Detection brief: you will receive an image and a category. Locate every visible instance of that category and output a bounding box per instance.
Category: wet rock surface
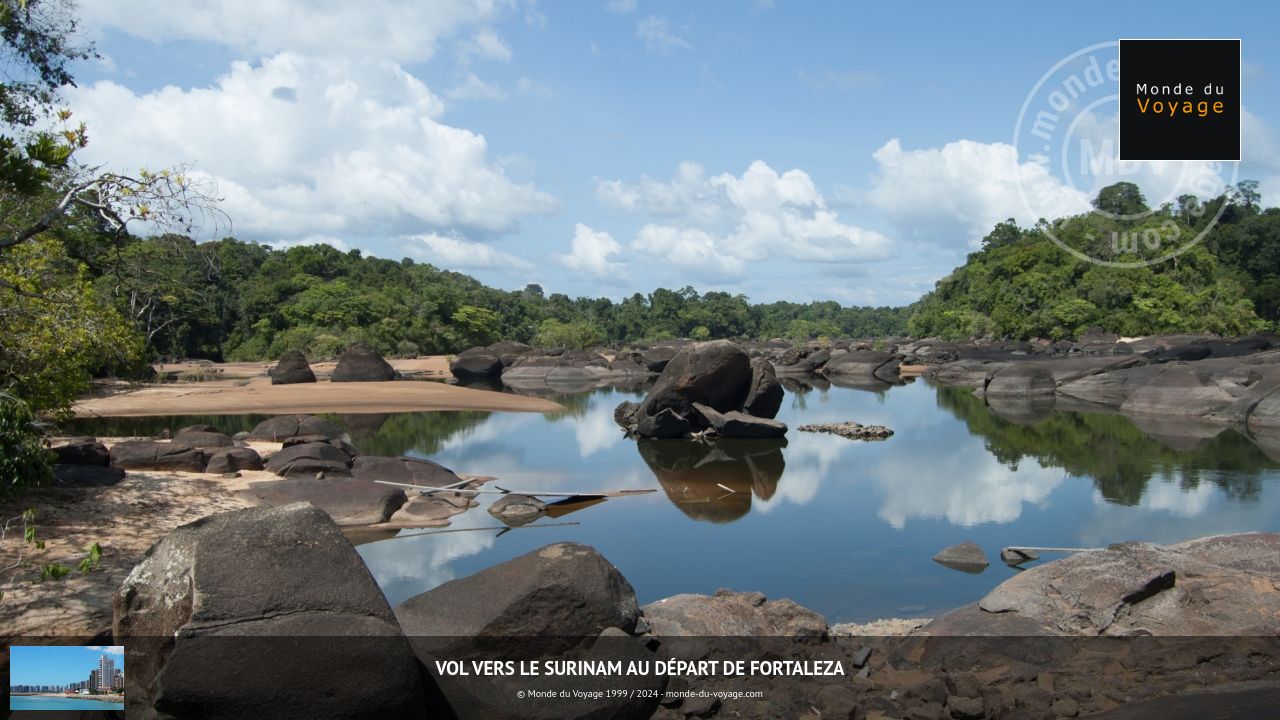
[798,421,894,440]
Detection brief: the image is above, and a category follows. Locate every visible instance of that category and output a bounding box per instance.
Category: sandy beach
[73,356,563,417]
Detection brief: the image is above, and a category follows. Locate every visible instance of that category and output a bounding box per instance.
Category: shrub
[0,395,53,498]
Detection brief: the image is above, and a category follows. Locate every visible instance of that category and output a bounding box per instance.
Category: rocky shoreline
[95,501,1280,719]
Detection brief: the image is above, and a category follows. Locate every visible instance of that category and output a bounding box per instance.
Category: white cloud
[556,223,625,277]
[405,233,533,273]
[636,15,692,54]
[80,0,512,63]
[447,72,507,101]
[867,138,1091,248]
[606,0,638,13]
[601,160,891,279]
[456,28,513,65]
[85,646,125,655]
[68,53,555,243]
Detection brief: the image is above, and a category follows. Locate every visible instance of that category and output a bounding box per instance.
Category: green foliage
[76,541,101,573]
[534,318,604,350]
[0,237,144,415]
[0,395,53,496]
[39,562,70,581]
[906,183,1276,340]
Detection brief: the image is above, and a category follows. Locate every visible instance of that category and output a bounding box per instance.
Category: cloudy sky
[66,2,1280,306]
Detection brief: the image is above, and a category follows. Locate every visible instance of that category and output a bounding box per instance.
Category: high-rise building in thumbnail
[113,668,124,690]
[89,670,100,691]
[97,654,115,691]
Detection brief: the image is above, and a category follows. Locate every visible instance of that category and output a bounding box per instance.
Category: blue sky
[9,645,123,686]
[63,2,1280,306]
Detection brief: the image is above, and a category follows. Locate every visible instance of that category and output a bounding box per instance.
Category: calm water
[10,695,124,710]
[69,380,1280,623]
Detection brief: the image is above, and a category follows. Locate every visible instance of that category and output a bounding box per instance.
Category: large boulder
[1057,363,1168,408]
[742,358,784,419]
[267,349,317,385]
[642,340,752,418]
[641,345,678,373]
[933,541,989,573]
[974,533,1280,636]
[331,342,398,382]
[983,363,1056,397]
[113,503,424,718]
[1120,366,1238,418]
[241,477,407,525]
[641,589,828,637]
[247,415,346,442]
[173,426,235,448]
[488,340,532,368]
[1247,386,1280,431]
[51,437,110,466]
[350,455,463,488]
[821,350,900,382]
[450,346,503,380]
[396,542,640,654]
[110,441,209,472]
[204,447,264,474]
[264,441,355,478]
[693,403,787,439]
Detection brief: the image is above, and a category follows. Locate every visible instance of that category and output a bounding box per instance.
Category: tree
[1092,182,1148,217]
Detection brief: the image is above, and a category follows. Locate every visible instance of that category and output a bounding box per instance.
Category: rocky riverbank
[91,499,1280,718]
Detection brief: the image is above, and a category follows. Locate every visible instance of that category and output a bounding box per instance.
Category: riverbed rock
[51,437,110,466]
[52,464,126,487]
[693,403,787,439]
[450,346,503,379]
[264,441,355,477]
[797,422,893,440]
[267,349,317,385]
[742,358,784,419]
[247,414,346,442]
[983,364,1056,397]
[933,541,989,573]
[487,493,547,525]
[109,441,209,472]
[172,427,235,448]
[350,455,463,488]
[635,407,694,439]
[642,345,679,373]
[1120,366,1237,417]
[614,400,641,431]
[643,340,752,417]
[243,477,407,524]
[822,350,901,383]
[331,342,399,382]
[974,533,1280,636]
[396,542,641,655]
[641,589,828,637]
[204,447,264,474]
[1056,363,1168,408]
[113,503,424,719]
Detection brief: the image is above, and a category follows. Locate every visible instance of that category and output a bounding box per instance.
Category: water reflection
[637,439,787,523]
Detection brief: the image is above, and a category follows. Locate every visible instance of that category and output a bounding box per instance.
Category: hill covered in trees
[907,181,1278,341]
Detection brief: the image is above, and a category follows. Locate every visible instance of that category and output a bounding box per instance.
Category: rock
[640,340,753,422]
[109,441,209,472]
[242,478,407,525]
[797,422,893,441]
[1051,696,1080,717]
[264,441,355,477]
[51,438,110,466]
[614,400,641,431]
[52,464,126,487]
[1056,364,1167,408]
[947,694,985,720]
[1078,326,1119,345]
[1120,366,1237,418]
[487,493,547,525]
[642,346,679,373]
[933,541,989,573]
[1080,681,1280,719]
[282,434,360,457]
[247,414,346,442]
[976,534,1280,635]
[821,350,900,380]
[204,447,264,474]
[1153,341,1214,363]
[488,340,532,368]
[113,503,423,718]
[1000,547,1040,565]
[742,358,784,419]
[636,407,694,439]
[450,346,503,379]
[396,542,640,657]
[172,428,235,448]
[267,349,317,385]
[641,589,827,637]
[350,455,462,488]
[639,440,786,523]
[680,694,720,718]
[984,364,1056,397]
[693,403,787,439]
[331,342,398,382]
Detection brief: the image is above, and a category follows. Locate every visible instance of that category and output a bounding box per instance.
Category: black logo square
[1119,39,1240,161]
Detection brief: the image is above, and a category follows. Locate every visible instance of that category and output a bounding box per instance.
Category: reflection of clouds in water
[1126,477,1217,517]
[755,433,850,513]
[439,412,539,452]
[574,401,624,458]
[358,509,499,602]
[781,382,951,435]
[872,444,1063,529]
[1076,475,1280,548]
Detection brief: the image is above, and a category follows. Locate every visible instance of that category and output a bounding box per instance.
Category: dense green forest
[908,181,1278,340]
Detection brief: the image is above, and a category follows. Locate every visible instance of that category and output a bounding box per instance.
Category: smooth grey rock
[267,349,316,385]
[109,441,209,472]
[264,441,354,477]
[113,503,423,719]
[641,589,827,637]
[487,493,547,525]
[331,342,398,382]
[247,415,346,442]
[742,358,784,419]
[51,438,110,466]
[242,478,407,525]
[984,364,1056,397]
[204,447,264,474]
[933,541,989,573]
[450,346,503,379]
[172,428,235,448]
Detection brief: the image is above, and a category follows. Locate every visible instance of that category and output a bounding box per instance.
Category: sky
[59,1,1280,306]
[9,645,123,686]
